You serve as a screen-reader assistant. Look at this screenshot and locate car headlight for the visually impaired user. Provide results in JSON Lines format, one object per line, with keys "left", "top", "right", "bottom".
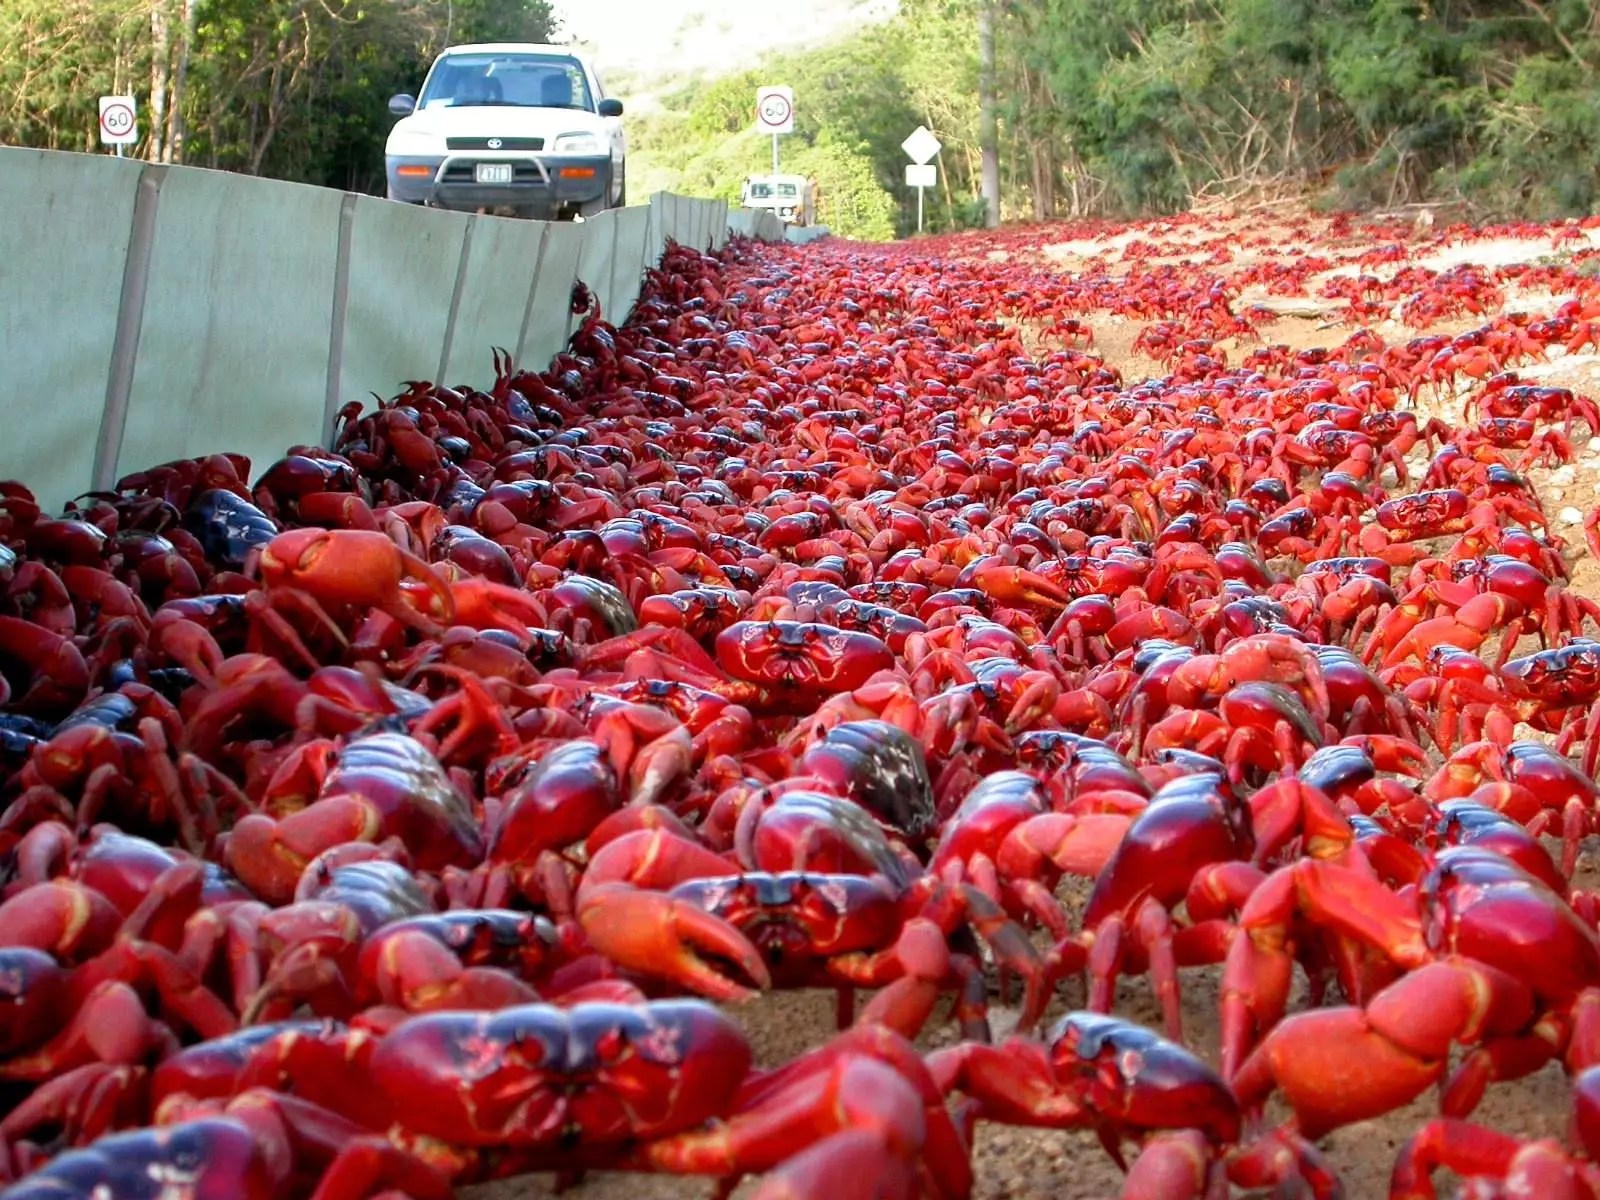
{"left": 552, "top": 132, "right": 602, "bottom": 154}
{"left": 387, "top": 128, "right": 437, "bottom": 154}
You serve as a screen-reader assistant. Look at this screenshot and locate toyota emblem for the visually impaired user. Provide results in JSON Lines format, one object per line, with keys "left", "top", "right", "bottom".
{"left": 487, "top": 138, "right": 503, "bottom": 149}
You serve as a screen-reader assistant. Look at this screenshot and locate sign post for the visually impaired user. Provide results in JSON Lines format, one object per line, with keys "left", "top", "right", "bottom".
{"left": 901, "top": 125, "right": 942, "bottom": 233}
{"left": 756, "top": 86, "right": 794, "bottom": 173}
{"left": 906, "top": 164, "right": 937, "bottom": 233}
{"left": 98, "top": 95, "right": 138, "bottom": 157}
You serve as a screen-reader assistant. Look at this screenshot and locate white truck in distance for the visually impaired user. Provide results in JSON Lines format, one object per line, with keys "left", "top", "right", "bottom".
{"left": 741, "top": 174, "right": 816, "bottom": 225}
{"left": 384, "top": 43, "right": 626, "bottom": 221}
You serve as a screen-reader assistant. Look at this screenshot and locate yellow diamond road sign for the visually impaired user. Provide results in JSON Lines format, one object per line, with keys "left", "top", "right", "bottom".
{"left": 902, "top": 125, "right": 942, "bottom": 166}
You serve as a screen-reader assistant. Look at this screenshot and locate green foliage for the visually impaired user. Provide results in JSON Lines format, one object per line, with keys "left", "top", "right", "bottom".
{"left": 0, "top": 0, "right": 147, "bottom": 152}
{"left": 684, "top": 71, "right": 762, "bottom": 138}
{"left": 15, "top": 0, "right": 1600, "bottom": 227}
{"left": 985, "top": 0, "right": 1600, "bottom": 220}
{"left": 1450, "top": 52, "right": 1600, "bottom": 218}
{"left": 627, "top": 14, "right": 926, "bottom": 238}
{"left": 0, "top": 0, "right": 554, "bottom": 188}
{"left": 788, "top": 138, "right": 897, "bottom": 241}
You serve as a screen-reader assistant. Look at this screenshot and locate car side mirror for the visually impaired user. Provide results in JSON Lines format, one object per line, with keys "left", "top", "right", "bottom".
{"left": 388, "top": 93, "right": 417, "bottom": 117}
{"left": 597, "top": 98, "right": 624, "bottom": 118}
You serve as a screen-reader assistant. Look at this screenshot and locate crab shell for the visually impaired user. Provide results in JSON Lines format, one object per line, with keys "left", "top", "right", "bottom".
{"left": 1049, "top": 1011, "right": 1242, "bottom": 1147}
{"left": 715, "top": 620, "right": 894, "bottom": 698}
{"left": 367, "top": 999, "right": 752, "bottom": 1148}
{"left": 669, "top": 871, "right": 903, "bottom": 988}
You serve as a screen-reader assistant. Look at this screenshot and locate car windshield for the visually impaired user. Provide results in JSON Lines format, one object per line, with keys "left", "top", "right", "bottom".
{"left": 747, "top": 183, "right": 773, "bottom": 199}
{"left": 419, "top": 53, "right": 594, "bottom": 111}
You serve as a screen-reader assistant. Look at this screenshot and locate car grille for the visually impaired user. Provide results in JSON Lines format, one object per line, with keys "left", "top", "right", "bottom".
{"left": 438, "top": 162, "right": 549, "bottom": 185}
{"left": 446, "top": 137, "right": 544, "bottom": 151}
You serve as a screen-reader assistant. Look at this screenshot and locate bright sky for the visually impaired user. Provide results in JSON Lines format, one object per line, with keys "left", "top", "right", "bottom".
{"left": 551, "top": 0, "right": 896, "bottom": 78}
{"left": 550, "top": 0, "right": 685, "bottom": 66}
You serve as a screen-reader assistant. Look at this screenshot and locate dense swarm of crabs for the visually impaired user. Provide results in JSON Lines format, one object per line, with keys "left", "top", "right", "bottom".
{"left": 8, "top": 205, "right": 1600, "bottom": 1200}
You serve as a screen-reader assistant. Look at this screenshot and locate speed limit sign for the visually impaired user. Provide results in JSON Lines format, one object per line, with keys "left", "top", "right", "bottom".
{"left": 98, "top": 95, "right": 138, "bottom": 146}
{"left": 755, "top": 86, "right": 794, "bottom": 136}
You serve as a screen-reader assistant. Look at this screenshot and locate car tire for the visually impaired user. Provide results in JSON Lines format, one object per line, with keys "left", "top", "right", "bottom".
{"left": 577, "top": 164, "right": 622, "bottom": 219}
{"left": 612, "top": 165, "right": 626, "bottom": 209}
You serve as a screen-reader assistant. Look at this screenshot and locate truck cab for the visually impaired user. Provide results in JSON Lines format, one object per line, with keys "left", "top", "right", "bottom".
{"left": 741, "top": 174, "right": 815, "bottom": 225}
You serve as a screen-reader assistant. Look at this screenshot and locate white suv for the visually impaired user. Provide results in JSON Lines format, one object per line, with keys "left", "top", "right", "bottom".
{"left": 384, "top": 43, "right": 626, "bottom": 220}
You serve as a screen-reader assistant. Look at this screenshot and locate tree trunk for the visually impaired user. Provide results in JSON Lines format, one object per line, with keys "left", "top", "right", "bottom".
{"left": 149, "top": 0, "right": 170, "bottom": 162}
{"left": 1030, "top": 141, "right": 1052, "bottom": 221}
{"left": 166, "top": 0, "right": 196, "bottom": 162}
{"left": 248, "top": 12, "right": 313, "bottom": 176}
{"left": 977, "top": 0, "right": 1000, "bottom": 228}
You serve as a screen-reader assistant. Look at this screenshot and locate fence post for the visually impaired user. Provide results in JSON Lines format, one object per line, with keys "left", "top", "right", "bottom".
{"left": 92, "top": 163, "right": 168, "bottom": 491}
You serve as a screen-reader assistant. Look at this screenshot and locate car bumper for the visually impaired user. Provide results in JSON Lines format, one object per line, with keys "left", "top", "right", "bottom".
{"left": 386, "top": 153, "right": 611, "bottom": 210}
{"left": 744, "top": 204, "right": 803, "bottom": 223}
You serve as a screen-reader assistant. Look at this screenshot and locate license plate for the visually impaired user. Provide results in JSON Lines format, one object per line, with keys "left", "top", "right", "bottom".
{"left": 474, "top": 162, "right": 513, "bottom": 184}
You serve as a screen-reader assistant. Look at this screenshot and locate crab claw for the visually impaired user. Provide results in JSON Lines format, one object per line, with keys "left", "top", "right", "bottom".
{"left": 578, "top": 883, "right": 772, "bottom": 1002}
{"left": 437, "top": 578, "right": 549, "bottom": 639}
{"left": 1339, "top": 734, "right": 1428, "bottom": 777}
{"left": 969, "top": 565, "right": 1069, "bottom": 611}
{"left": 749, "top": 1130, "right": 918, "bottom": 1200}
{"left": 260, "top": 528, "right": 453, "bottom": 636}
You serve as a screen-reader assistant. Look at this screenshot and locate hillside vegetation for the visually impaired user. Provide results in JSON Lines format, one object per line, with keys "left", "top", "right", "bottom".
{"left": 631, "top": 0, "right": 1600, "bottom": 239}
{"left": 7, "top": 1, "right": 1600, "bottom": 239}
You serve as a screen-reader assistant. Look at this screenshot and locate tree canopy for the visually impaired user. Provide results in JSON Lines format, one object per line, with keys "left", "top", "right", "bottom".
{"left": 7, "top": 0, "right": 1600, "bottom": 237}
{"left": 629, "top": 0, "right": 1600, "bottom": 237}
{"left": 0, "top": 0, "right": 555, "bottom": 190}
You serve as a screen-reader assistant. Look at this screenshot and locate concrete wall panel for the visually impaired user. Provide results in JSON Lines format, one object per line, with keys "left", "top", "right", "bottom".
{"left": 446, "top": 215, "right": 546, "bottom": 385}
{"left": 644, "top": 191, "right": 666, "bottom": 267}
{"left": 678, "top": 195, "right": 695, "bottom": 245}
{"left": 339, "top": 196, "right": 469, "bottom": 429}
{"left": 575, "top": 210, "right": 619, "bottom": 323}
{"left": 0, "top": 149, "right": 141, "bottom": 511}
{"left": 0, "top": 146, "right": 752, "bottom": 510}
{"left": 672, "top": 198, "right": 697, "bottom": 246}
{"left": 609, "top": 205, "right": 651, "bottom": 323}
{"left": 521, "top": 221, "right": 584, "bottom": 368}
{"left": 117, "top": 168, "right": 342, "bottom": 484}
{"left": 651, "top": 191, "right": 671, "bottom": 244}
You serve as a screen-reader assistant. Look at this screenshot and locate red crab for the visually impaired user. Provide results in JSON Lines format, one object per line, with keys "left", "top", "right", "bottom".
{"left": 930, "top": 1012, "right": 1338, "bottom": 1197}
{"left": 1226, "top": 845, "right": 1600, "bottom": 1129}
